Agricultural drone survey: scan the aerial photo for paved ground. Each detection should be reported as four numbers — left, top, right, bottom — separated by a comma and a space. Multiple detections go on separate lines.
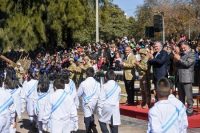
16, 81, 200, 132
16, 111, 200, 133
16, 112, 147, 133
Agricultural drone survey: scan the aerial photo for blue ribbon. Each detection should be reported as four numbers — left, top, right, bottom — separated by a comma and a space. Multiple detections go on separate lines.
38, 92, 49, 100
10, 89, 17, 95
105, 82, 118, 99
83, 82, 98, 103
69, 80, 74, 95
51, 91, 68, 113
27, 82, 38, 98
0, 97, 13, 114
161, 103, 185, 132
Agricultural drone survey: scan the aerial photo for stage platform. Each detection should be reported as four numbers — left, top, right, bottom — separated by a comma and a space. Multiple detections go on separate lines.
120, 104, 200, 128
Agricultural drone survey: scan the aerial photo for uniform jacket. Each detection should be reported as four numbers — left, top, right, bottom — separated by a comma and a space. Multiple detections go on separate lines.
77, 77, 100, 117
147, 99, 186, 133
98, 80, 121, 125
42, 89, 78, 132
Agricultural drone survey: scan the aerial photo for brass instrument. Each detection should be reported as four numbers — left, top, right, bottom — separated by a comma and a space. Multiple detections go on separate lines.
0, 54, 31, 71
0, 55, 17, 67
0, 54, 31, 81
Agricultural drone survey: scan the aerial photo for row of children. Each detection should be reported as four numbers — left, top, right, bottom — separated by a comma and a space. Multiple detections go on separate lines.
0, 67, 121, 133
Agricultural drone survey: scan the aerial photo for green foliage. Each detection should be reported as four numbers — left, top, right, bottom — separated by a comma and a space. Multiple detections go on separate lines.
0, 0, 135, 51
136, 0, 200, 40
99, 4, 130, 41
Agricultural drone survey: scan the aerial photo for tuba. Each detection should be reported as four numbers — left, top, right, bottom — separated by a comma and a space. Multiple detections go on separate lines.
0, 53, 31, 80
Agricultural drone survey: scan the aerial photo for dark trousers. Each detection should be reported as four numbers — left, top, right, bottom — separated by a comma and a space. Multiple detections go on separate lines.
178, 83, 194, 113
140, 77, 151, 107
124, 79, 135, 104
84, 115, 98, 133
99, 116, 118, 133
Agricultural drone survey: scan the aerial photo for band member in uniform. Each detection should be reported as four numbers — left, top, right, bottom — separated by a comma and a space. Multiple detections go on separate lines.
77, 67, 100, 133
147, 78, 187, 133
0, 76, 15, 132
34, 74, 50, 133
42, 78, 78, 133
4, 77, 22, 133
98, 70, 121, 133
21, 70, 38, 125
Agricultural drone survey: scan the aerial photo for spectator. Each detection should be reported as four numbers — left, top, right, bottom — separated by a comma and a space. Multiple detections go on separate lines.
113, 52, 122, 71
122, 46, 136, 105
173, 41, 195, 116
148, 41, 169, 89
194, 45, 200, 89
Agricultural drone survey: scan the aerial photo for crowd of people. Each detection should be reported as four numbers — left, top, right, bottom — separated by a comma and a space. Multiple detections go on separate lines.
0, 36, 200, 133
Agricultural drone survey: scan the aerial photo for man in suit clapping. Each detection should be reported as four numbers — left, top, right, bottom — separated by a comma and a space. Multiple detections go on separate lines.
148, 41, 169, 89
173, 41, 195, 116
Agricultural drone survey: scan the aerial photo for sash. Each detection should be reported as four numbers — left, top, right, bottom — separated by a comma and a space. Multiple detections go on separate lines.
69, 80, 74, 95
36, 92, 49, 114
27, 82, 38, 98
51, 91, 68, 113
38, 92, 49, 100
83, 82, 98, 103
161, 103, 185, 132
10, 89, 17, 95
105, 82, 118, 100
0, 97, 13, 114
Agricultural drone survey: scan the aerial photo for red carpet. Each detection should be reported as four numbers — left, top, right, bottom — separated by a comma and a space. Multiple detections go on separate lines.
120, 104, 200, 128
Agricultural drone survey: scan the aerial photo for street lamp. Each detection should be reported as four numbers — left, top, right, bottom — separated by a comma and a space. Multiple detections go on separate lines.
96, 0, 99, 43
154, 11, 165, 44
161, 12, 165, 44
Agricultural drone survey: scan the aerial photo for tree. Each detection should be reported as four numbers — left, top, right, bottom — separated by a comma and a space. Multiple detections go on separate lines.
99, 3, 130, 41
135, 0, 200, 40
0, 0, 46, 51
0, 0, 134, 51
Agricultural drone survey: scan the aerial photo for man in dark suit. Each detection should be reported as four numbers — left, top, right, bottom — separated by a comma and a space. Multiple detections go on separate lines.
148, 41, 169, 89
174, 41, 195, 116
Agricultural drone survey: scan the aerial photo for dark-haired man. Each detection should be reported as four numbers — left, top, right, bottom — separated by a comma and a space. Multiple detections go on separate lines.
173, 41, 195, 116
62, 71, 79, 132
42, 78, 78, 133
147, 78, 187, 133
78, 67, 100, 133
0, 77, 15, 133
98, 70, 121, 133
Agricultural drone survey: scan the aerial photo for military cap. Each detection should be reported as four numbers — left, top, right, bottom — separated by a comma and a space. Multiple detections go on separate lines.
139, 49, 147, 55
69, 58, 74, 61
84, 56, 90, 61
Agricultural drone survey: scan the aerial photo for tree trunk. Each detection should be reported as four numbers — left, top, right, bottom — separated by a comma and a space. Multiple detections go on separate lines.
66, 28, 73, 49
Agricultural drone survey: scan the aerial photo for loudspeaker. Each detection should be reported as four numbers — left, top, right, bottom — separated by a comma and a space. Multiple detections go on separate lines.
145, 26, 154, 38
154, 15, 163, 32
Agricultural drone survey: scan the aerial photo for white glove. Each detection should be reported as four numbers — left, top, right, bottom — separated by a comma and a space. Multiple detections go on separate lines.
98, 108, 102, 117
42, 124, 48, 132
74, 122, 78, 131
9, 125, 16, 133
18, 115, 22, 120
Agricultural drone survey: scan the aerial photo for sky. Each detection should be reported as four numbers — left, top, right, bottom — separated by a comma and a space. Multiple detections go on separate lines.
113, 0, 144, 16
